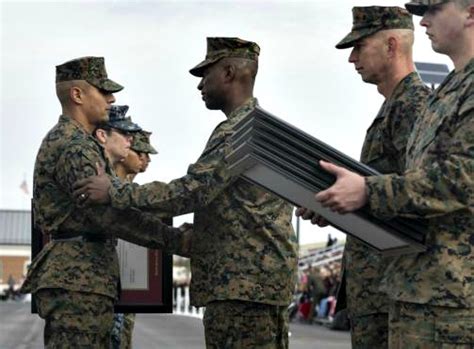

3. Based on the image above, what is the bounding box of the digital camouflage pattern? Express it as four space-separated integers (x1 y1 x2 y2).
56 56 123 93
388 301 474 347
106 105 142 132
203 301 289 349
109 98 298 307
367 59 474 311
336 6 414 49
189 37 260 77
21 114 193 299
405 0 451 16
131 130 158 154
341 72 430 348
35 288 115 348
350 313 389 349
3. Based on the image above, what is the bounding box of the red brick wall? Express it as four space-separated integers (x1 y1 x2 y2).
0 256 29 284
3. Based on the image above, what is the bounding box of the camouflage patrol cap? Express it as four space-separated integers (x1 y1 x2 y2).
405 0 450 16
336 6 414 49
56 56 124 93
131 131 158 154
189 37 260 77
105 105 141 132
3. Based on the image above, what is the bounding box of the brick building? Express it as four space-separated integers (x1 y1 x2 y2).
0 210 31 292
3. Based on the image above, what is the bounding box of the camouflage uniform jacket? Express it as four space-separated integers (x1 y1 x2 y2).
109 98 298 307
342 72 430 317
368 59 474 308
22 115 187 299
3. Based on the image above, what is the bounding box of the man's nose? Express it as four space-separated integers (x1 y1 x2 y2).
108 93 116 104
348 49 357 63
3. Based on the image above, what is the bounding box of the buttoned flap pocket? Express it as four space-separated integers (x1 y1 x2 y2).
363 141 385 166
434 315 474 344
414 108 455 154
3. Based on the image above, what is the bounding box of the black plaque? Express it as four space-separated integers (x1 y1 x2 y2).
227 107 427 255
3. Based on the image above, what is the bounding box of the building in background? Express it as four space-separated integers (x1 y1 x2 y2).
0 210 31 292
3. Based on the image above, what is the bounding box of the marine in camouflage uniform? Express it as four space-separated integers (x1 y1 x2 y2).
94 105 141 349
21 57 191 348
74 38 298 349
109 125 160 349
132 130 158 172
316 1 474 347
335 7 431 348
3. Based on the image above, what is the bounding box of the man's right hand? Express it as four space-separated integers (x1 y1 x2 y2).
73 162 112 205
295 207 329 227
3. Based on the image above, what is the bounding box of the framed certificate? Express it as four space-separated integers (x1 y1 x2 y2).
31 204 172 314
114 219 173 313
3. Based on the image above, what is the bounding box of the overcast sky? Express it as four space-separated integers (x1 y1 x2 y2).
0 0 452 245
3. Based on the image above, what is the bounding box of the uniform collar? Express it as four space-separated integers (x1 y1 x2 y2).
57 114 107 155
374 72 421 120
390 72 423 101
227 97 258 121
437 58 474 96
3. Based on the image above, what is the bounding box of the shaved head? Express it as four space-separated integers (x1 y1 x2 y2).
219 57 258 86
378 29 415 56
55 80 90 107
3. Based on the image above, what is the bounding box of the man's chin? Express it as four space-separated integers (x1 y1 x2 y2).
361 76 377 85
204 101 221 110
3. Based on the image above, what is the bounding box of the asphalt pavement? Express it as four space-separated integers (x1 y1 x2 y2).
0 302 350 349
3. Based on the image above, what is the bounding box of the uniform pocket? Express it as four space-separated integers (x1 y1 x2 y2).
434 315 474 344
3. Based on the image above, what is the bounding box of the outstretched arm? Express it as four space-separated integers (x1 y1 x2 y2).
73 130 236 216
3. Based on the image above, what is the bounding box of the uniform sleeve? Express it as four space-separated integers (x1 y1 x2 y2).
95 209 192 256
366 107 474 220
388 85 429 171
55 141 187 252
109 130 236 215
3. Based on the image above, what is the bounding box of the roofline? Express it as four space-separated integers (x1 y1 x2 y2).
0 243 31 246
0 209 31 213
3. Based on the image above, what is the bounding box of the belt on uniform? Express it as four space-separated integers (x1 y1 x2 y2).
51 233 115 244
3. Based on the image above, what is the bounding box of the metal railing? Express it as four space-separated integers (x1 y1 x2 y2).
298 244 344 270
173 286 204 318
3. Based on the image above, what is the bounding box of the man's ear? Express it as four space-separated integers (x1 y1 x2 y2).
387 36 398 58
95 128 107 144
466 4 474 27
223 63 236 83
70 86 85 105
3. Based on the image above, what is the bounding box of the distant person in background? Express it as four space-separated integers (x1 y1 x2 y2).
307 266 326 323
325 233 337 248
